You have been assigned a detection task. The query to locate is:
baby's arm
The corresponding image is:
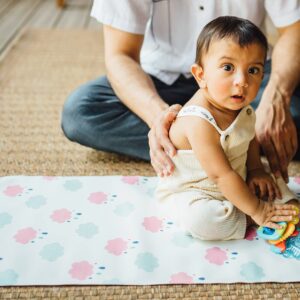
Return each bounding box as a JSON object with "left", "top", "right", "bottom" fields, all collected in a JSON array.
[{"left": 184, "top": 117, "right": 296, "bottom": 228}]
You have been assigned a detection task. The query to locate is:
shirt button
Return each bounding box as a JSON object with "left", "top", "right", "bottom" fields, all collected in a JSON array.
[
  {"left": 246, "top": 108, "right": 252, "bottom": 115},
  {"left": 199, "top": 5, "right": 204, "bottom": 10},
  {"left": 225, "top": 135, "right": 230, "bottom": 141}
]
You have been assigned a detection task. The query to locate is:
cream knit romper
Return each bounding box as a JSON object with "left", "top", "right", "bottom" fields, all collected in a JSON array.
[{"left": 155, "top": 105, "right": 297, "bottom": 241}]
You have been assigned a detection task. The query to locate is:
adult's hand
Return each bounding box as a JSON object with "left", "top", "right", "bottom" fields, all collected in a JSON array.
[
  {"left": 255, "top": 81, "right": 298, "bottom": 183},
  {"left": 148, "top": 104, "right": 182, "bottom": 177}
]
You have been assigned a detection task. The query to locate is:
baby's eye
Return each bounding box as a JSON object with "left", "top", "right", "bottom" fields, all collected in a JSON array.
[
  {"left": 248, "top": 67, "right": 260, "bottom": 74},
  {"left": 223, "top": 64, "right": 234, "bottom": 71}
]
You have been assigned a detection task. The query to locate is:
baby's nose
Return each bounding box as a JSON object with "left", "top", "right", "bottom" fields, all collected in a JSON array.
[{"left": 233, "top": 73, "right": 248, "bottom": 88}]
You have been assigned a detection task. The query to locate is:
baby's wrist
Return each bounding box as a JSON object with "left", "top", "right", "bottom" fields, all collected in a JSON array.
[{"left": 249, "top": 199, "right": 262, "bottom": 219}]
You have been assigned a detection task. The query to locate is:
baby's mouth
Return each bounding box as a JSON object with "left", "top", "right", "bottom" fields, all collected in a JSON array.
[
  {"left": 231, "top": 95, "right": 245, "bottom": 102},
  {"left": 231, "top": 95, "right": 245, "bottom": 103},
  {"left": 231, "top": 95, "right": 243, "bottom": 99}
]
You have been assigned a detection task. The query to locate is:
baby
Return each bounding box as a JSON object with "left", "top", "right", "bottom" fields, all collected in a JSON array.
[{"left": 156, "top": 16, "right": 299, "bottom": 241}]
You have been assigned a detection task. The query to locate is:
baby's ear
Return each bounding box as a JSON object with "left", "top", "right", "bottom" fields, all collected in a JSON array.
[
  {"left": 191, "top": 64, "right": 206, "bottom": 88},
  {"left": 191, "top": 64, "right": 204, "bottom": 83}
]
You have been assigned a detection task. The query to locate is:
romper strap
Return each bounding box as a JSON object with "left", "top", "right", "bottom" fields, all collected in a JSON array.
[{"left": 177, "top": 105, "right": 222, "bottom": 134}]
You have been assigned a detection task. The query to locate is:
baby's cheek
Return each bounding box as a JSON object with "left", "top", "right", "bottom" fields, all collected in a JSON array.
[
  {"left": 249, "top": 80, "right": 261, "bottom": 97},
  {"left": 208, "top": 81, "right": 229, "bottom": 99}
]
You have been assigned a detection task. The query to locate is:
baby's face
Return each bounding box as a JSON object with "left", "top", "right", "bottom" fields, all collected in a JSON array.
[{"left": 199, "top": 38, "right": 265, "bottom": 111}]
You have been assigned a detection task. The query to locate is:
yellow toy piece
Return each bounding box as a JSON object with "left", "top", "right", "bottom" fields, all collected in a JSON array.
[
  {"left": 268, "top": 222, "right": 295, "bottom": 245},
  {"left": 291, "top": 206, "right": 299, "bottom": 225}
]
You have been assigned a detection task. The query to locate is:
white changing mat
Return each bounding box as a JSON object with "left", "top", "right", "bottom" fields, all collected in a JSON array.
[{"left": 1, "top": 176, "right": 300, "bottom": 286}]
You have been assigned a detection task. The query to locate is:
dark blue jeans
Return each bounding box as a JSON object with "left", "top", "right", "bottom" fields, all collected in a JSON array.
[{"left": 61, "top": 60, "right": 300, "bottom": 161}]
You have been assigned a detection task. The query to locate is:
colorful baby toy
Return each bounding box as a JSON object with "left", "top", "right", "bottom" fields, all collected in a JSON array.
[{"left": 257, "top": 206, "right": 300, "bottom": 255}]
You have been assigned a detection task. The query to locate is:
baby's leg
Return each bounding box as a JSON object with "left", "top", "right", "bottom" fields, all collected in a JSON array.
[{"left": 178, "top": 197, "right": 246, "bottom": 241}]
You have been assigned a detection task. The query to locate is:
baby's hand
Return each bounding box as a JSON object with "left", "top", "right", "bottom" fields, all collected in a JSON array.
[
  {"left": 251, "top": 200, "right": 297, "bottom": 229},
  {"left": 247, "top": 169, "right": 281, "bottom": 201}
]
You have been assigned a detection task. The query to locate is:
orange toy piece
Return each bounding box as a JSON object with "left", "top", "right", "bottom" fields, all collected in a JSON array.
[
  {"left": 271, "top": 241, "right": 287, "bottom": 253},
  {"left": 268, "top": 222, "right": 295, "bottom": 245}
]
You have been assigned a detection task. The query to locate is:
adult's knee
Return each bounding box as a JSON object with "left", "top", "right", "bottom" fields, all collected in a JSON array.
[{"left": 61, "top": 85, "right": 90, "bottom": 142}]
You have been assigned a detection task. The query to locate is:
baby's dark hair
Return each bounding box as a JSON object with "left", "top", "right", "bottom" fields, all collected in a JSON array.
[{"left": 195, "top": 16, "right": 268, "bottom": 65}]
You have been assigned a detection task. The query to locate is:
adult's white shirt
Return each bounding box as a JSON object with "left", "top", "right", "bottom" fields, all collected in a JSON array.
[{"left": 91, "top": 0, "right": 300, "bottom": 85}]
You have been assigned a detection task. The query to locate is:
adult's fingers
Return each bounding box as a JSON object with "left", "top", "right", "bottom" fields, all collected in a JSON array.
[
  {"left": 159, "top": 104, "right": 181, "bottom": 157},
  {"left": 291, "top": 129, "right": 298, "bottom": 158},
  {"left": 157, "top": 124, "right": 176, "bottom": 158},
  {"left": 148, "top": 104, "right": 182, "bottom": 176},
  {"left": 283, "top": 136, "right": 294, "bottom": 163},
  {"left": 280, "top": 125, "right": 298, "bottom": 182},
  {"left": 148, "top": 129, "right": 174, "bottom": 176},
  {"left": 261, "top": 137, "right": 281, "bottom": 178},
  {"left": 271, "top": 129, "right": 291, "bottom": 182},
  {"left": 149, "top": 148, "right": 164, "bottom": 177},
  {"left": 250, "top": 182, "right": 257, "bottom": 196},
  {"left": 270, "top": 112, "right": 297, "bottom": 182},
  {"left": 266, "top": 182, "right": 275, "bottom": 201},
  {"left": 273, "top": 144, "right": 288, "bottom": 182},
  {"left": 271, "top": 127, "right": 289, "bottom": 168},
  {"left": 148, "top": 130, "right": 164, "bottom": 176},
  {"left": 282, "top": 111, "right": 298, "bottom": 160},
  {"left": 258, "top": 182, "right": 267, "bottom": 199},
  {"left": 271, "top": 180, "right": 282, "bottom": 200}
]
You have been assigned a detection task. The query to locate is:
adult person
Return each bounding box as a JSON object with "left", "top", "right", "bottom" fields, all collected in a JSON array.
[{"left": 61, "top": 0, "right": 300, "bottom": 182}]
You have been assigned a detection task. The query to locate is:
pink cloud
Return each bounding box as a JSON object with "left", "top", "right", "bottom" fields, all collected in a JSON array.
[
  {"left": 142, "top": 216, "right": 163, "bottom": 233},
  {"left": 3, "top": 185, "right": 23, "bottom": 197},
  {"left": 121, "top": 176, "right": 139, "bottom": 185},
  {"left": 105, "top": 238, "right": 128, "bottom": 256},
  {"left": 14, "top": 227, "right": 37, "bottom": 244},
  {"left": 205, "top": 247, "right": 228, "bottom": 265},
  {"left": 69, "top": 261, "right": 93, "bottom": 280},
  {"left": 170, "top": 272, "right": 193, "bottom": 284},
  {"left": 88, "top": 192, "right": 107, "bottom": 204},
  {"left": 51, "top": 209, "right": 72, "bottom": 223}
]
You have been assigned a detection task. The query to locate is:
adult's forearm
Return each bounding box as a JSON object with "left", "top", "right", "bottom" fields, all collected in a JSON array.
[
  {"left": 270, "top": 23, "right": 300, "bottom": 103},
  {"left": 106, "top": 54, "right": 169, "bottom": 128}
]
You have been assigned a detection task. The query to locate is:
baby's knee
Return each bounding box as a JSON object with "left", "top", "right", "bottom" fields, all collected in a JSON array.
[{"left": 180, "top": 200, "right": 246, "bottom": 241}]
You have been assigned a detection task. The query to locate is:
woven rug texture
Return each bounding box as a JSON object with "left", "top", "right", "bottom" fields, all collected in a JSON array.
[{"left": 0, "top": 28, "right": 300, "bottom": 299}]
